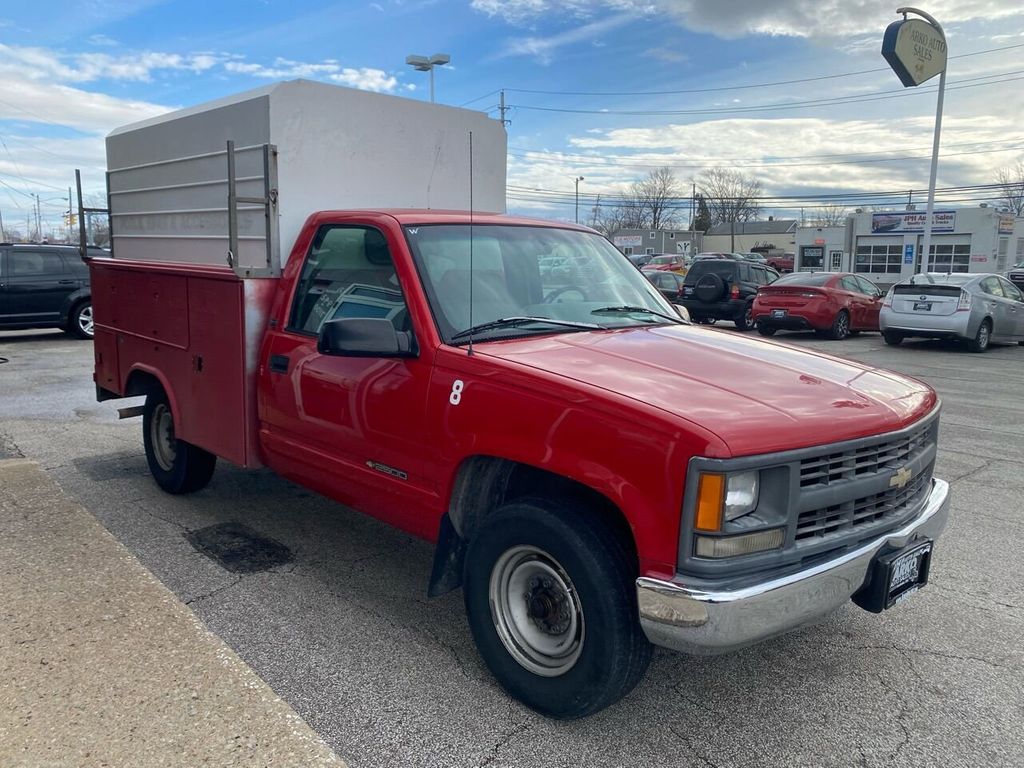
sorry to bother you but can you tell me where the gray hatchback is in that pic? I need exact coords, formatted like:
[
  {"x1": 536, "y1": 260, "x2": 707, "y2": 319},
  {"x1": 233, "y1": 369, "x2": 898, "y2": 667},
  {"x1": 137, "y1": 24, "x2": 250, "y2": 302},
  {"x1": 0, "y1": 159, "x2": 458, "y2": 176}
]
[{"x1": 879, "y1": 272, "x2": 1024, "y2": 352}]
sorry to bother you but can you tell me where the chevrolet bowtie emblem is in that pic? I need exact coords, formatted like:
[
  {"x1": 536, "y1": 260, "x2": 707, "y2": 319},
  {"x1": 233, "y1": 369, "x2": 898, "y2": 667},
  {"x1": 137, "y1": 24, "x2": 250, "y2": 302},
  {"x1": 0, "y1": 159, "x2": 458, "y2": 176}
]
[{"x1": 889, "y1": 467, "x2": 912, "y2": 490}]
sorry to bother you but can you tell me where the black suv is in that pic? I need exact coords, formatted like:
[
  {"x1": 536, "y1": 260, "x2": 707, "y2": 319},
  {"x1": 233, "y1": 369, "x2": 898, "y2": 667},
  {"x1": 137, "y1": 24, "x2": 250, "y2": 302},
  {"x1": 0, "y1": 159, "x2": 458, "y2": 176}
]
[
  {"x1": 681, "y1": 258, "x2": 779, "y2": 330},
  {"x1": 0, "y1": 243, "x2": 101, "y2": 339}
]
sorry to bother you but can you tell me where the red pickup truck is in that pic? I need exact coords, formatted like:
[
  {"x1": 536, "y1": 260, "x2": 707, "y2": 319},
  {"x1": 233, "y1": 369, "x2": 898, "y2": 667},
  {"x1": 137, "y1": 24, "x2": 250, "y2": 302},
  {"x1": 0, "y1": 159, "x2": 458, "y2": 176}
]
[{"x1": 89, "y1": 209, "x2": 949, "y2": 719}]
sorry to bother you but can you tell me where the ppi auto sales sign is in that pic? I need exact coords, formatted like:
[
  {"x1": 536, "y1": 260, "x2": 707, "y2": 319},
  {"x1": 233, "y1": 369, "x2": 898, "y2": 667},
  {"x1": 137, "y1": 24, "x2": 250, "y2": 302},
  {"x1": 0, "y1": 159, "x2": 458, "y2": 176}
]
[{"x1": 882, "y1": 17, "x2": 947, "y2": 87}]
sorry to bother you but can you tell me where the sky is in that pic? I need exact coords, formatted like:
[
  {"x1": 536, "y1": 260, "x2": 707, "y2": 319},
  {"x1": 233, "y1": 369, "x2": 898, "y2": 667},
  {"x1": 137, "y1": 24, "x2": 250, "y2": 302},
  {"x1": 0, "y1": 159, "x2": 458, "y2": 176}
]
[{"x1": 1, "y1": 0, "x2": 1023, "y2": 237}]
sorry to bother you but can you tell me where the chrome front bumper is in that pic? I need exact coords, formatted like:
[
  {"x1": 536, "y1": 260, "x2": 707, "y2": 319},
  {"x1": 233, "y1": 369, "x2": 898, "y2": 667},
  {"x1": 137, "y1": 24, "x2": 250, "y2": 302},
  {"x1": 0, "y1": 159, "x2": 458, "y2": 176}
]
[{"x1": 637, "y1": 478, "x2": 950, "y2": 655}]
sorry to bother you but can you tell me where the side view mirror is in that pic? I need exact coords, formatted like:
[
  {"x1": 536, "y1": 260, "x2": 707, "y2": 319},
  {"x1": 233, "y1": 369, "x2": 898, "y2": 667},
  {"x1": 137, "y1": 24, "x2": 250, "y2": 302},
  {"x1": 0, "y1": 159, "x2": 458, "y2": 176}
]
[{"x1": 318, "y1": 317, "x2": 416, "y2": 357}]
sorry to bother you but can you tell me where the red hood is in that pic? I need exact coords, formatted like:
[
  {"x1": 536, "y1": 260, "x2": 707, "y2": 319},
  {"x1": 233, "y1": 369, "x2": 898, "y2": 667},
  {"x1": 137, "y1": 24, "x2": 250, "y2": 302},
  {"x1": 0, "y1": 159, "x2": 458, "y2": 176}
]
[{"x1": 476, "y1": 326, "x2": 936, "y2": 457}]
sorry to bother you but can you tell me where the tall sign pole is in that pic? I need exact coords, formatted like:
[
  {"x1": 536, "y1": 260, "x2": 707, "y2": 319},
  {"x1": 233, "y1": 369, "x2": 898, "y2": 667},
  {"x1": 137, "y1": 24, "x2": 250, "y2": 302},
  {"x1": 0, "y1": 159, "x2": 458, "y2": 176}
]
[{"x1": 882, "y1": 7, "x2": 947, "y2": 274}]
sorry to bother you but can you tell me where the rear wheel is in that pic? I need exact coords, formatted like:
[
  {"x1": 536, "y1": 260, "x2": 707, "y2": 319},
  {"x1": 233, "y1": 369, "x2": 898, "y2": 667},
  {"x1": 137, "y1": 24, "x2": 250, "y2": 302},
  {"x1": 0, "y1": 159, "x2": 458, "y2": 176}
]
[
  {"x1": 463, "y1": 498, "x2": 651, "y2": 719},
  {"x1": 756, "y1": 321, "x2": 776, "y2": 337},
  {"x1": 143, "y1": 390, "x2": 217, "y2": 494},
  {"x1": 883, "y1": 330, "x2": 904, "y2": 346},
  {"x1": 67, "y1": 300, "x2": 94, "y2": 340},
  {"x1": 967, "y1": 319, "x2": 991, "y2": 353},
  {"x1": 734, "y1": 303, "x2": 754, "y2": 331},
  {"x1": 826, "y1": 310, "x2": 850, "y2": 340}
]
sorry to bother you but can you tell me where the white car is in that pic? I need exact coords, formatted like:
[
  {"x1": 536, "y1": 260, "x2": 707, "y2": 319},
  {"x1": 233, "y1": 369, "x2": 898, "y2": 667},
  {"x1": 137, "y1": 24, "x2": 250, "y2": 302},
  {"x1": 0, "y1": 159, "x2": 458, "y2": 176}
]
[{"x1": 879, "y1": 272, "x2": 1024, "y2": 352}]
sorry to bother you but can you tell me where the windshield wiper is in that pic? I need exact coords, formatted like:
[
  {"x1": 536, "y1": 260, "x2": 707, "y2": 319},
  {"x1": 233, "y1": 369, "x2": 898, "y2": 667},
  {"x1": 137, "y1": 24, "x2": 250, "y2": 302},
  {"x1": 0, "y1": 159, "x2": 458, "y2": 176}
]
[
  {"x1": 450, "y1": 316, "x2": 602, "y2": 342},
  {"x1": 590, "y1": 306, "x2": 687, "y2": 324}
]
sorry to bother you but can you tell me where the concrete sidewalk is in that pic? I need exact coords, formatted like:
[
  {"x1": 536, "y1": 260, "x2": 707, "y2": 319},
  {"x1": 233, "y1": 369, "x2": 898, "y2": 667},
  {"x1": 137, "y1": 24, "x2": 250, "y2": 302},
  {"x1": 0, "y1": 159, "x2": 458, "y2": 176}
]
[{"x1": 0, "y1": 458, "x2": 344, "y2": 768}]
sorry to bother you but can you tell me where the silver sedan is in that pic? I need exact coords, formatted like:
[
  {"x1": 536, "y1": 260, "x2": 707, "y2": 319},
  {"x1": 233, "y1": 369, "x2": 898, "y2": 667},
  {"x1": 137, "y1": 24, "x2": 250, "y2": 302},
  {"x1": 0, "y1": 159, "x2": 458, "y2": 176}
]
[{"x1": 879, "y1": 272, "x2": 1024, "y2": 352}]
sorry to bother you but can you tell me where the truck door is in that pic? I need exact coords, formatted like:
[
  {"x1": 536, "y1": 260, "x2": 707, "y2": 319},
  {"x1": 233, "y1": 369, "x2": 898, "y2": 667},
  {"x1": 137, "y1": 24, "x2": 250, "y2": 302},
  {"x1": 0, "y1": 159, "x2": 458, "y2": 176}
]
[{"x1": 259, "y1": 224, "x2": 437, "y2": 529}]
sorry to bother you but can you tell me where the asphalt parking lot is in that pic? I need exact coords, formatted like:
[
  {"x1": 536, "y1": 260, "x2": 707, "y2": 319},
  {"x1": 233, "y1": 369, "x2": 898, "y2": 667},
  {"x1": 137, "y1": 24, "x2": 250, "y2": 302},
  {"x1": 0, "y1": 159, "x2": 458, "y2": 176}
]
[{"x1": 1, "y1": 326, "x2": 1022, "y2": 768}]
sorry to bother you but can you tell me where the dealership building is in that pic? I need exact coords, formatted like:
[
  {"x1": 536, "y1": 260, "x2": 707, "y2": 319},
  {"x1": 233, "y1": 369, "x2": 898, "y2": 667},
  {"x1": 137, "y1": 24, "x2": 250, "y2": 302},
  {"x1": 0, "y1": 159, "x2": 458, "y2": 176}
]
[{"x1": 794, "y1": 206, "x2": 1022, "y2": 287}]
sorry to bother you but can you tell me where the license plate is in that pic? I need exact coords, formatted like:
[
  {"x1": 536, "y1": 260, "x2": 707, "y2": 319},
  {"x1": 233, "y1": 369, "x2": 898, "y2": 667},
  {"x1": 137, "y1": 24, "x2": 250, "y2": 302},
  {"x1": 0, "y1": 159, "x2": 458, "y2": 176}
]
[
  {"x1": 885, "y1": 542, "x2": 932, "y2": 608},
  {"x1": 852, "y1": 539, "x2": 933, "y2": 613},
  {"x1": 772, "y1": 309, "x2": 787, "y2": 318},
  {"x1": 684, "y1": 287, "x2": 693, "y2": 296},
  {"x1": 913, "y1": 302, "x2": 932, "y2": 311}
]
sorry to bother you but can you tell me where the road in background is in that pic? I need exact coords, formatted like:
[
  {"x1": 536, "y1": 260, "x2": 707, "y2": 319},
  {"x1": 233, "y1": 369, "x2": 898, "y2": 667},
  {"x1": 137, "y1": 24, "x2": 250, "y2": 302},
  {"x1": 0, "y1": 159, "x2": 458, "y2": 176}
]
[{"x1": 1, "y1": 327, "x2": 1022, "y2": 768}]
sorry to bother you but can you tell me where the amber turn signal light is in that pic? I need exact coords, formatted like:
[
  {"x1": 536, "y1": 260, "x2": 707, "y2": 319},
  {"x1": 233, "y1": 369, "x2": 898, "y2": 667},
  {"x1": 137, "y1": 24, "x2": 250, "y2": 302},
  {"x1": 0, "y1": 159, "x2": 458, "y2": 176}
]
[{"x1": 695, "y1": 473, "x2": 725, "y2": 532}]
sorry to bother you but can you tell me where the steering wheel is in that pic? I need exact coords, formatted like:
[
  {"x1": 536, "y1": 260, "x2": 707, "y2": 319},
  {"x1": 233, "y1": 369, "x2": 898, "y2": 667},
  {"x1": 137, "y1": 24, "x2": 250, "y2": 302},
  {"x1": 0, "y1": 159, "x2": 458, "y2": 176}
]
[{"x1": 544, "y1": 285, "x2": 589, "y2": 303}]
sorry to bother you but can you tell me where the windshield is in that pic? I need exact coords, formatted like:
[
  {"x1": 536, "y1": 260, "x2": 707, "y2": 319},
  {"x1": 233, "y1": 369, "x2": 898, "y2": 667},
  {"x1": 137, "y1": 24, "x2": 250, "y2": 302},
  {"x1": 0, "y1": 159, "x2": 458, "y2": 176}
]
[
  {"x1": 909, "y1": 272, "x2": 973, "y2": 286},
  {"x1": 404, "y1": 225, "x2": 677, "y2": 342}
]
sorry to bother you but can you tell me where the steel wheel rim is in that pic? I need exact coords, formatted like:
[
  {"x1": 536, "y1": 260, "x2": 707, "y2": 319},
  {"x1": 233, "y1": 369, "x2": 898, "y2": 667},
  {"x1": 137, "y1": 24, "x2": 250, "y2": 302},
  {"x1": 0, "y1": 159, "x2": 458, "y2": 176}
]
[
  {"x1": 150, "y1": 403, "x2": 177, "y2": 471},
  {"x1": 78, "y1": 305, "x2": 94, "y2": 336},
  {"x1": 488, "y1": 545, "x2": 584, "y2": 677}
]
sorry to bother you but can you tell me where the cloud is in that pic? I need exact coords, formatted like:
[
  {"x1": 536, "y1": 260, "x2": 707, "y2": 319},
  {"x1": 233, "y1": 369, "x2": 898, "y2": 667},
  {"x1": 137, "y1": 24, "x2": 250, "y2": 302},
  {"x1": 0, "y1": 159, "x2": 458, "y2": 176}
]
[
  {"x1": 0, "y1": 43, "x2": 223, "y2": 82},
  {"x1": 223, "y1": 56, "x2": 400, "y2": 92},
  {"x1": 498, "y1": 13, "x2": 638, "y2": 63},
  {"x1": 0, "y1": 77, "x2": 170, "y2": 133},
  {"x1": 471, "y1": 0, "x2": 1024, "y2": 38},
  {"x1": 87, "y1": 34, "x2": 118, "y2": 47}
]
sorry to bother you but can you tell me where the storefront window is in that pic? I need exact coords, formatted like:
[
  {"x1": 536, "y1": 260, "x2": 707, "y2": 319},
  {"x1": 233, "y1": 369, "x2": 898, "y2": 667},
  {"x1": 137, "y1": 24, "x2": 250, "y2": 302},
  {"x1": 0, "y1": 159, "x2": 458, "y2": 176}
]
[
  {"x1": 926, "y1": 244, "x2": 970, "y2": 273},
  {"x1": 855, "y1": 244, "x2": 902, "y2": 274},
  {"x1": 800, "y1": 246, "x2": 824, "y2": 271}
]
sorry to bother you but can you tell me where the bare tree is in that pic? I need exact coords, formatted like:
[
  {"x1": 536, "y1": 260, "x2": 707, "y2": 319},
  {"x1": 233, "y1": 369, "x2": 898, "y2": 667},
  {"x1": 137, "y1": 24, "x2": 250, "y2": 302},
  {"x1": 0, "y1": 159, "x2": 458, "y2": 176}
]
[
  {"x1": 633, "y1": 167, "x2": 682, "y2": 230},
  {"x1": 995, "y1": 159, "x2": 1024, "y2": 215},
  {"x1": 697, "y1": 167, "x2": 762, "y2": 227},
  {"x1": 809, "y1": 203, "x2": 849, "y2": 227},
  {"x1": 595, "y1": 167, "x2": 682, "y2": 235}
]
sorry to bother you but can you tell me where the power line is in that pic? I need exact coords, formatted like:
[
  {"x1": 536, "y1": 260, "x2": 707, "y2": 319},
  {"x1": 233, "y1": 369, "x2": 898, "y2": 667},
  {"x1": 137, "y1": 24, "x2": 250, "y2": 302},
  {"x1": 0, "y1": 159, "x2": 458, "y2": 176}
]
[
  {"x1": 502, "y1": 42, "x2": 1024, "y2": 97},
  {"x1": 507, "y1": 70, "x2": 1024, "y2": 117}
]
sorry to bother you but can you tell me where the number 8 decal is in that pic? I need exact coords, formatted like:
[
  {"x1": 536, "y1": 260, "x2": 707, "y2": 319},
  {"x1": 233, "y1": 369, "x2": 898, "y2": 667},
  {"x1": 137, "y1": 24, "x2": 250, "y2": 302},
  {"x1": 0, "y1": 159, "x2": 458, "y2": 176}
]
[{"x1": 449, "y1": 379, "x2": 464, "y2": 406}]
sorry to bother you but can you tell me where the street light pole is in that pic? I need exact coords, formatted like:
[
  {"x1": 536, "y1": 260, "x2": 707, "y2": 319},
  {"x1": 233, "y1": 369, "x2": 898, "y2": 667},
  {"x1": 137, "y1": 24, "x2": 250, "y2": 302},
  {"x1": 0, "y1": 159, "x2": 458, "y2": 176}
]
[
  {"x1": 574, "y1": 176, "x2": 584, "y2": 223},
  {"x1": 405, "y1": 53, "x2": 451, "y2": 103}
]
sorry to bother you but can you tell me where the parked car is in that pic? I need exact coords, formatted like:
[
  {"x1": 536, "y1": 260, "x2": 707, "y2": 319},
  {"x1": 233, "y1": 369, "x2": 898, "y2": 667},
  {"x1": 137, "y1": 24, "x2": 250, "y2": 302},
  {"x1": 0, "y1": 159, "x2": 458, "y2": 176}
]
[
  {"x1": 879, "y1": 272, "x2": 1024, "y2": 352},
  {"x1": 645, "y1": 270, "x2": 685, "y2": 301},
  {"x1": 741, "y1": 253, "x2": 768, "y2": 264},
  {"x1": 692, "y1": 252, "x2": 735, "y2": 261},
  {"x1": 0, "y1": 243, "x2": 101, "y2": 339},
  {"x1": 752, "y1": 272, "x2": 883, "y2": 340},
  {"x1": 680, "y1": 258, "x2": 779, "y2": 330},
  {"x1": 765, "y1": 253, "x2": 795, "y2": 273},
  {"x1": 641, "y1": 254, "x2": 686, "y2": 274},
  {"x1": 626, "y1": 253, "x2": 654, "y2": 269},
  {"x1": 1006, "y1": 262, "x2": 1024, "y2": 293}
]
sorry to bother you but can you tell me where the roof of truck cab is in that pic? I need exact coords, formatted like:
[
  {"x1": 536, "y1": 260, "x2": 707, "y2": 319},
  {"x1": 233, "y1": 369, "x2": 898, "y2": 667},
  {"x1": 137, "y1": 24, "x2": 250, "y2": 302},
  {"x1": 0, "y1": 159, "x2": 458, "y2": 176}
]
[{"x1": 315, "y1": 209, "x2": 597, "y2": 232}]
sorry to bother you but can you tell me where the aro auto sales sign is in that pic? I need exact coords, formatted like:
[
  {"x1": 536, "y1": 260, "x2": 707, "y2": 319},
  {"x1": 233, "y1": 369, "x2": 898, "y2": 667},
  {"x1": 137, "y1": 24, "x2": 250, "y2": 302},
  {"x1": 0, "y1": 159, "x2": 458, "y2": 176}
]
[{"x1": 882, "y1": 17, "x2": 947, "y2": 86}]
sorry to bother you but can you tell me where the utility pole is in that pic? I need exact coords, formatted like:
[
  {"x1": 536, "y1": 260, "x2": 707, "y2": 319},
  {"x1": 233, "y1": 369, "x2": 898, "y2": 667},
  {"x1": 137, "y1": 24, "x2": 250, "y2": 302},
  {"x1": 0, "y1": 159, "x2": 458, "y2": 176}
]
[
  {"x1": 590, "y1": 193, "x2": 601, "y2": 228},
  {"x1": 0, "y1": 207, "x2": 5, "y2": 241},
  {"x1": 35, "y1": 194, "x2": 41, "y2": 240},
  {"x1": 574, "y1": 176, "x2": 584, "y2": 224},
  {"x1": 499, "y1": 90, "x2": 510, "y2": 127}
]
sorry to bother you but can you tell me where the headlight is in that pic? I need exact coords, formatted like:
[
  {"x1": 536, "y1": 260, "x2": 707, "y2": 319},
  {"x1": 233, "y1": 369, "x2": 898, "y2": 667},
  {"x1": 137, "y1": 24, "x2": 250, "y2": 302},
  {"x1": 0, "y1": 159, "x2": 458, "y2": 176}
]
[
  {"x1": 694, "y1": 470, "x2": 759, "y2": 530},
  {"x1": 724, "y1": 471, "x2": 758, "y2": 521}
]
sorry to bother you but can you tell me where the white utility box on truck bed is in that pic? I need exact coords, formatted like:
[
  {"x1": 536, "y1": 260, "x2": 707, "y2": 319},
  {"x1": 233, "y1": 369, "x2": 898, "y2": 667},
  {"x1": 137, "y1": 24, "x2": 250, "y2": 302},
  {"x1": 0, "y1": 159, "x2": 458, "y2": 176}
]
[{"x1": 104, "y1": 79, "x2": 507, "y2": 273}]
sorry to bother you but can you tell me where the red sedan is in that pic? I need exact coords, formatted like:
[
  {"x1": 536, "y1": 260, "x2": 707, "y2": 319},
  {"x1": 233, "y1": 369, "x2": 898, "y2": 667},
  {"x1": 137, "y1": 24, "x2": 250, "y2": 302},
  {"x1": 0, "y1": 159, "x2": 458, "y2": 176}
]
[{"x1": 751, "y1": 272, "x2": 883, "y2": 340}]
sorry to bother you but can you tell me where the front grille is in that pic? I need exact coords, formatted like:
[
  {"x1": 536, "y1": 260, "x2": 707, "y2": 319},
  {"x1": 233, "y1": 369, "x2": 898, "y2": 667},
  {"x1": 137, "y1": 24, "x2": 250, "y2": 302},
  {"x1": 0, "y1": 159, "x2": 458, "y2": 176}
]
[
  {"x1": 796, "y1": 464, "x2": 932, "y2": 541},
  {"x1": 1009, "y1": 272, "x2": 1024, "y2": 289},
  {"x1": 799, "y1": 419, "x2": 932, "y2": 488}
]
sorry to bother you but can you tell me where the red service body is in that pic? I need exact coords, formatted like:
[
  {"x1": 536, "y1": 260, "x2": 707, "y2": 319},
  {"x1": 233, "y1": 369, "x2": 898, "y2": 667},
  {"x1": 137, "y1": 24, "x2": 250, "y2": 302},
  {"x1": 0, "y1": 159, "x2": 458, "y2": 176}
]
[{"x1": 86, "y1": 82, "x2": 950, "y2": 719}]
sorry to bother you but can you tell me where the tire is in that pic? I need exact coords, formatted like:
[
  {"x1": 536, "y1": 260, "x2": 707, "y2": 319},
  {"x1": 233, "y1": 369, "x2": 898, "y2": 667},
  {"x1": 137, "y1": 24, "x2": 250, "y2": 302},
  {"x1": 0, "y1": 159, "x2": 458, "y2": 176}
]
[
  {"x1": 143, "y1": 390, "x2": 217, "y2": 494},
  {"x1": 883, "y1": 330, "x2": 904, "y2": 346},
  {"x1": 757, "y1": 321, "x2": 776, "y2": 337},
  {"x1": 694, "y1": 274, "x2": 726, "y2": 303},
  {"x1": 967, "y1": 319, "x2": 991, "y2": 353},
  {"x1": 67, "y1": 300, "x2": 94, "y2": 340},
  {"x1": 734, "y1": 303, "x2": 754, "y2": 331},
  {"x1": 463, "y1": 497, "x2": 652, "y2": 719},
  {"x1": 826, "y1": 310, "x2": 850, "y2": 340}
]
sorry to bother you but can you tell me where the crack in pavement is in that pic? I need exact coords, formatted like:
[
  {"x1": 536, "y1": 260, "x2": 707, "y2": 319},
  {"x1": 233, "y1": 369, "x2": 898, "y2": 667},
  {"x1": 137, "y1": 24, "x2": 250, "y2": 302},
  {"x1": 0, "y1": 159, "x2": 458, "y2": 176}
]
[
  {"x1": 184, "y1": 575, "x2": 244, "y2": 606},
  {"x1": 474, "y1": 701, "x2": 532, "y2": 768}
]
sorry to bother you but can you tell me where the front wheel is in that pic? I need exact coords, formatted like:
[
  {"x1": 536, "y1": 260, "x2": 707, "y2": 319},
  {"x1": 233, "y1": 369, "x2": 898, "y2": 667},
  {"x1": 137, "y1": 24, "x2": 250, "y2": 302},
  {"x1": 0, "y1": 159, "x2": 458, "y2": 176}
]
[
  {"x1": 143, "y1": 390, "x2": 217, "y2": 494},
  {"x1": 463, "y1": 498, "x2": 651, "y2": 719},
  {"x1": 967, "y1": 319, "x2": 991, "y2": 353}
]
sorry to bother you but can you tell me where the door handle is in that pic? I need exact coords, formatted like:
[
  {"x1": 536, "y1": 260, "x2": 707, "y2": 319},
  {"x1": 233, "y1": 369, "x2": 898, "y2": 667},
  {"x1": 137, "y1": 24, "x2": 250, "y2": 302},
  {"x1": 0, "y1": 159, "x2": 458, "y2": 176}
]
[
  {"x1": 269, "y1": 354, "x2": 289, "y2": 374},
  {"x1": 58, "y1": 280, "x2": 75, "y2": 285}
]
